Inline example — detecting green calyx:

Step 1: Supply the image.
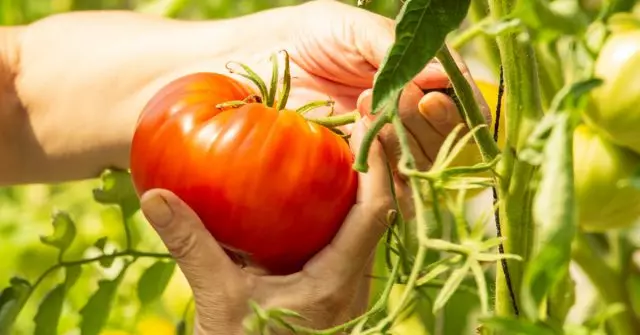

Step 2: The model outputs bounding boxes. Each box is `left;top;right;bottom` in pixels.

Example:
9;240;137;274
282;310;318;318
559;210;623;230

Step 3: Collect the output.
224;50;359;132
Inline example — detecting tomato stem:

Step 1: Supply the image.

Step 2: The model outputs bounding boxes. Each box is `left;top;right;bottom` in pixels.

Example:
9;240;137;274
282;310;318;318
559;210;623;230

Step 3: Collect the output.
216;100;248;110
306;111;359;128
275;50;292;111
436;46;500;162
267;53;279;107
488;0;544;322
353;111;392;173
296;100;335;115
226;61;269;100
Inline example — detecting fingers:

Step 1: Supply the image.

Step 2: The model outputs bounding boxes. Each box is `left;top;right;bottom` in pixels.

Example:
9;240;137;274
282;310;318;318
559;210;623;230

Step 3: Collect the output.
306;120;395;276
140;189;242;289
417;91;464;141
357;86;437;171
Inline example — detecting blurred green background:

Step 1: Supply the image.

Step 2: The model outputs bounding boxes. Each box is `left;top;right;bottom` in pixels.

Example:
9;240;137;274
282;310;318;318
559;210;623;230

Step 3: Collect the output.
0;1;403;335
0;0;401;24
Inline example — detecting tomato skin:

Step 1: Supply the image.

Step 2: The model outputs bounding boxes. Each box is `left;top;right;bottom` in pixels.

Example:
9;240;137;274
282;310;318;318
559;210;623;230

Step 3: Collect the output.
130;73;358;274
573;125;640;232
586;28;640;154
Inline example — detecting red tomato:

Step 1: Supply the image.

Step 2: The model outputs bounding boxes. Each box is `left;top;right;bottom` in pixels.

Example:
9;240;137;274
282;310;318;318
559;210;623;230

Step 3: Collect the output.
130;72;358;275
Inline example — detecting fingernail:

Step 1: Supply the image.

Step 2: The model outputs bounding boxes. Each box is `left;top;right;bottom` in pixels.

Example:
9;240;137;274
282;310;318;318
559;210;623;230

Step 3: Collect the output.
141;192;174;228
421;95;456;125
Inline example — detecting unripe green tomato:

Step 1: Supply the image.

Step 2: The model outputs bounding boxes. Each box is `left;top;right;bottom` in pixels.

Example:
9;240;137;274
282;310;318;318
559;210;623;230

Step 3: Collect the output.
573;125;640;232
586;28;640;154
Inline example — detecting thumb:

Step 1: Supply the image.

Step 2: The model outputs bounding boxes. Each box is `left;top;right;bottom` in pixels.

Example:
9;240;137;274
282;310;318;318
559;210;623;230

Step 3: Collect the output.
140;189;241;288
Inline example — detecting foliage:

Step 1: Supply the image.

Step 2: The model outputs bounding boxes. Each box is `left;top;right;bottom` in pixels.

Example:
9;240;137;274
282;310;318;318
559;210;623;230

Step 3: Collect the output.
3;0;640;335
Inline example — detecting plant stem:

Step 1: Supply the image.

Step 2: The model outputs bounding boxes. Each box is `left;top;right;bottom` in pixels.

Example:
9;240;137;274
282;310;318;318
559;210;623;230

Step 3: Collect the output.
353;111;391;173
534;43;564;111
14;248;172;328
360;115;432;335
488;0;544;320
572;233;638;335
123;210;135;251
450;16;492;51
306;111;359;128
436;46;500;162
468;0;502;76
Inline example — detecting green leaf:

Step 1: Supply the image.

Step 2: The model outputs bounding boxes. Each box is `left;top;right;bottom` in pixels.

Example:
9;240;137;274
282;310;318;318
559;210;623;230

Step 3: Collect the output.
176;321;186;335
626;269;640;317
93;237;108;252
0;277;31;335
583;303;627;330
137;261;176;305
34;266;82;335
521;112;576;320
370;0;471;115
93;169;140;216
40;211;77;256
92;237;116;268
513;0;588;41
481;316;556;335
520;79;601;165
433;259;471;312
469;261;489;314
98;255;116;269
625;167;640;190
548;274;576;325
79;265;129;335
548;78;603;114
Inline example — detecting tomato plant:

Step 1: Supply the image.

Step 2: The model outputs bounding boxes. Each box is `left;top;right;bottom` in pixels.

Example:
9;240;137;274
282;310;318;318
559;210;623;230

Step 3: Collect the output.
129;54;358;275
429;79;506;201
573;124;640;232
586;22;640;154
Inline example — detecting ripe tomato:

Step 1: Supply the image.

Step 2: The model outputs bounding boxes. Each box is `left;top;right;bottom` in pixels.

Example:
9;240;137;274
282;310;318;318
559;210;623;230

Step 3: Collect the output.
130;71;358;275
573;125;640;232
586;27;640;154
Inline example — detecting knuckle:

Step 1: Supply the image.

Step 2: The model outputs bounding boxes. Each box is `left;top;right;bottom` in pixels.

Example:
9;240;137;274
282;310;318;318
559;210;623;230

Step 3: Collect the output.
365;198;396;229
166;231;199;262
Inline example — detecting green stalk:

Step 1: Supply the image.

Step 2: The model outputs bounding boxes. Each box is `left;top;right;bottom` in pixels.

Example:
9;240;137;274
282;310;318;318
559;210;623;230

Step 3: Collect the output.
534;43;564;111
306;111;359;128
572;234;637;335
469;0;502;76
378;116;430;327
488;0;544;319
436;46;500;162
450;16;492;51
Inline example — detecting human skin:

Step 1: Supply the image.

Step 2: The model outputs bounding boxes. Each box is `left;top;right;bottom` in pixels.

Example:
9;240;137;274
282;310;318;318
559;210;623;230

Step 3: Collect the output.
0;0;490;333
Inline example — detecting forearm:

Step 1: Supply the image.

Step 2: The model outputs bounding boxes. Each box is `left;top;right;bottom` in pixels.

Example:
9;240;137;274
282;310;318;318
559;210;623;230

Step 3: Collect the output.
0;10;279;186
0;26;25;183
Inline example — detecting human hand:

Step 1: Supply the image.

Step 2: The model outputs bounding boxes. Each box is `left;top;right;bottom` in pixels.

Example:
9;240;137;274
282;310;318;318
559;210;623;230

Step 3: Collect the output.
7;0;489;190
165;0;491;220
139;119;395;335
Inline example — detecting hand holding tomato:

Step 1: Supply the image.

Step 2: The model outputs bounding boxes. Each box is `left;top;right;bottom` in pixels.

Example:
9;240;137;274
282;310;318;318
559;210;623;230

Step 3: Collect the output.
6;0;489;197
139;120;395;335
